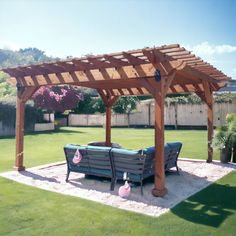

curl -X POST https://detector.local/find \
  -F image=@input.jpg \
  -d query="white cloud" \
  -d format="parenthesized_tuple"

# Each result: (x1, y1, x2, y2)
(185, 42, 236, 55)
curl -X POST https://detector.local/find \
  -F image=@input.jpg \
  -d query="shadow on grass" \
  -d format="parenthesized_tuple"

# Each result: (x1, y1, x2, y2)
(171, 182, 236, 227)
(30, 128, 85, 136)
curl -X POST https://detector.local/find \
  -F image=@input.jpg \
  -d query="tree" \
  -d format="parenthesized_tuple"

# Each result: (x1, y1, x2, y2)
(32, 86, 83, 115)
(73, 93, 96, 114)
(92, 97, 106, 113)
(73, 94, 105, 114)
(113, 96, 138, 127)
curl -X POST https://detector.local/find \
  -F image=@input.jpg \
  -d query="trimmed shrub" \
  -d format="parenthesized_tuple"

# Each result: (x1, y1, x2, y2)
(0, 97, 44, 132)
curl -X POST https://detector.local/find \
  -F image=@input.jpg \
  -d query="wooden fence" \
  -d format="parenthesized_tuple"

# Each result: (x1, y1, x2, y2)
(68, 102, 236, 127)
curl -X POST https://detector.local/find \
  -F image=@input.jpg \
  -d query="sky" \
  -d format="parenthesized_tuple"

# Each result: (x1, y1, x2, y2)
(0, 0, 236, 79)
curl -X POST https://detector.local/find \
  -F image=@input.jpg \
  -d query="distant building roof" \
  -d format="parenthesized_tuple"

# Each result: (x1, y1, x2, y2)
(217, 79, 236, 93)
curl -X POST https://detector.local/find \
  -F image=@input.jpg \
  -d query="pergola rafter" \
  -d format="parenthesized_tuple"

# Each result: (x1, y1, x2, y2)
(1, 44, 230, 197)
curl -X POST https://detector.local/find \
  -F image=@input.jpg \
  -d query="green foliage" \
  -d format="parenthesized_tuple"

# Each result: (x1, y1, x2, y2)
(113, 96, 138, 114)
(165, 93, 236, 105)
(73, 95, 139, 115)
(165, 94, 202, 105)
(0, 97, 44, 130)
(92, 97, 106, 113)
(137, 95, 152, 101)
(73, 94, 105, 114)
(214, 93, 236, 103)
(213, 113, 236, 150)
(0, 128, 219, 172)
(0, 171, 236, 236)
(0, 129, 236, 235)
(0, 47, 55, 68)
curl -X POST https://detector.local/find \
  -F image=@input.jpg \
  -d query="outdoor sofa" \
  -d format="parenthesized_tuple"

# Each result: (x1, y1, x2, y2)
(64, 142, 182, 194)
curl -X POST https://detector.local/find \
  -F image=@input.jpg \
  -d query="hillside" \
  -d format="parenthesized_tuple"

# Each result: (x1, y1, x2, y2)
(0, 48, 56, 97)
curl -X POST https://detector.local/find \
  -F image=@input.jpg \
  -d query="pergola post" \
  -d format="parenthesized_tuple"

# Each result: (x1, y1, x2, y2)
(152, 78, 167, 197)
(205, 88, 214, 163)
(97, 90, 119, 146)
(105, 105, 112, 146)
(207, 95, 213, 162)
(198, 81, 214, 162)
(15, 89, 26, 171)
(14, 86, 38, 171)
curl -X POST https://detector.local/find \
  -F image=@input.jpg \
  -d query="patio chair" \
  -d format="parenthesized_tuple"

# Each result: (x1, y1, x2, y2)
(142, 142, 182, 174)
(86, 145, 115, 190)
(64, 144, 89, 182)
(64, 144, 115, 191)
(111, 148, 154, 195)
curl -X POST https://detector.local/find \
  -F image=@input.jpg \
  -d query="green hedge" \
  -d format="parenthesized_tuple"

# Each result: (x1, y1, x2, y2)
(0, 97, 44, 131)
(165, 93, 236, 105)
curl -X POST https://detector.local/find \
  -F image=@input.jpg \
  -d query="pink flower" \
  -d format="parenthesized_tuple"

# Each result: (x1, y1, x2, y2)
(49, 91, 55, 97)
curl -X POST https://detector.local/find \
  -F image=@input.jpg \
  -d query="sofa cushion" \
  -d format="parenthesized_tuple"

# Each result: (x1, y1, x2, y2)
(140, 142, 182, 156)
(111, 148, 140, 156)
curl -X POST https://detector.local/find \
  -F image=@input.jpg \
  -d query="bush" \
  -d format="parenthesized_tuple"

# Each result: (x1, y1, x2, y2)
(214, 93, 236, 103)
(165, 93, 236, 105)
(0, 97, 44, 131)
(212, 113, 236, 162)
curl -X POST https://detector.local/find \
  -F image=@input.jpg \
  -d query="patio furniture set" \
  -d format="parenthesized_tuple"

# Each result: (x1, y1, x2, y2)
(64, 142, 182, 194)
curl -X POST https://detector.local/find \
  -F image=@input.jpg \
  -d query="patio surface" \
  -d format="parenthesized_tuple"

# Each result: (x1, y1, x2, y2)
(1, 159, 235, 217)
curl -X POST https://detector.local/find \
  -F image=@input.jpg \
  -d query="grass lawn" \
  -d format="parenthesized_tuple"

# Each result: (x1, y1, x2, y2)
(1, 127, 234, 236)
(0, 127, 220, 172)
(0, 171, 235, 236)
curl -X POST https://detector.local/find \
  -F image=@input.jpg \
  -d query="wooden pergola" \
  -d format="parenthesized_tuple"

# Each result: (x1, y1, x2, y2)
(1, 44, 230, 197)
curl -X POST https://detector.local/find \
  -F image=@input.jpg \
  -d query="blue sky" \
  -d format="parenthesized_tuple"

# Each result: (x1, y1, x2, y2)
(0, 0, 236, 78)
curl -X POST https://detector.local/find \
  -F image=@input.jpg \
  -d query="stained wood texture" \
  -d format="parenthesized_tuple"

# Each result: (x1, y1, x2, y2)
(199, 81, 214, 162)
(105, 106, 112, 147)
(14, 86, 38, 171)
(97, 90, 119, 146)
(15, 96, 25, 171)
(1, 44, 230, 96)
(152, 78, 168, 197)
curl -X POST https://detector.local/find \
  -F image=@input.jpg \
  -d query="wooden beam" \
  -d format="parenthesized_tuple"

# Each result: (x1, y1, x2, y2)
(143, 49, 168, 75)
(122, 52, 147, 65)
(105, 105, 112, 146)
(172, 54, 196, 60)
(163, 71, 176, 95)
(167, 51, 190, 56)
(13, 85, 38, 171)
(87, 57, 111, 68)
(207, 94, 214, 163)
(139, 79, 155, 96)
(41, 64, 65, 74)
(104, 55, 130, 67)
(15, 87, 26, 171)
(97, 90, 119, 146)
(152, 77, 167, 197)
(21, 87, 38, 102)
(72, 59, 94, 70)
(201, 81, 214, 163)
(181, 66, 224, 85)
(160, 47, 185, 54)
